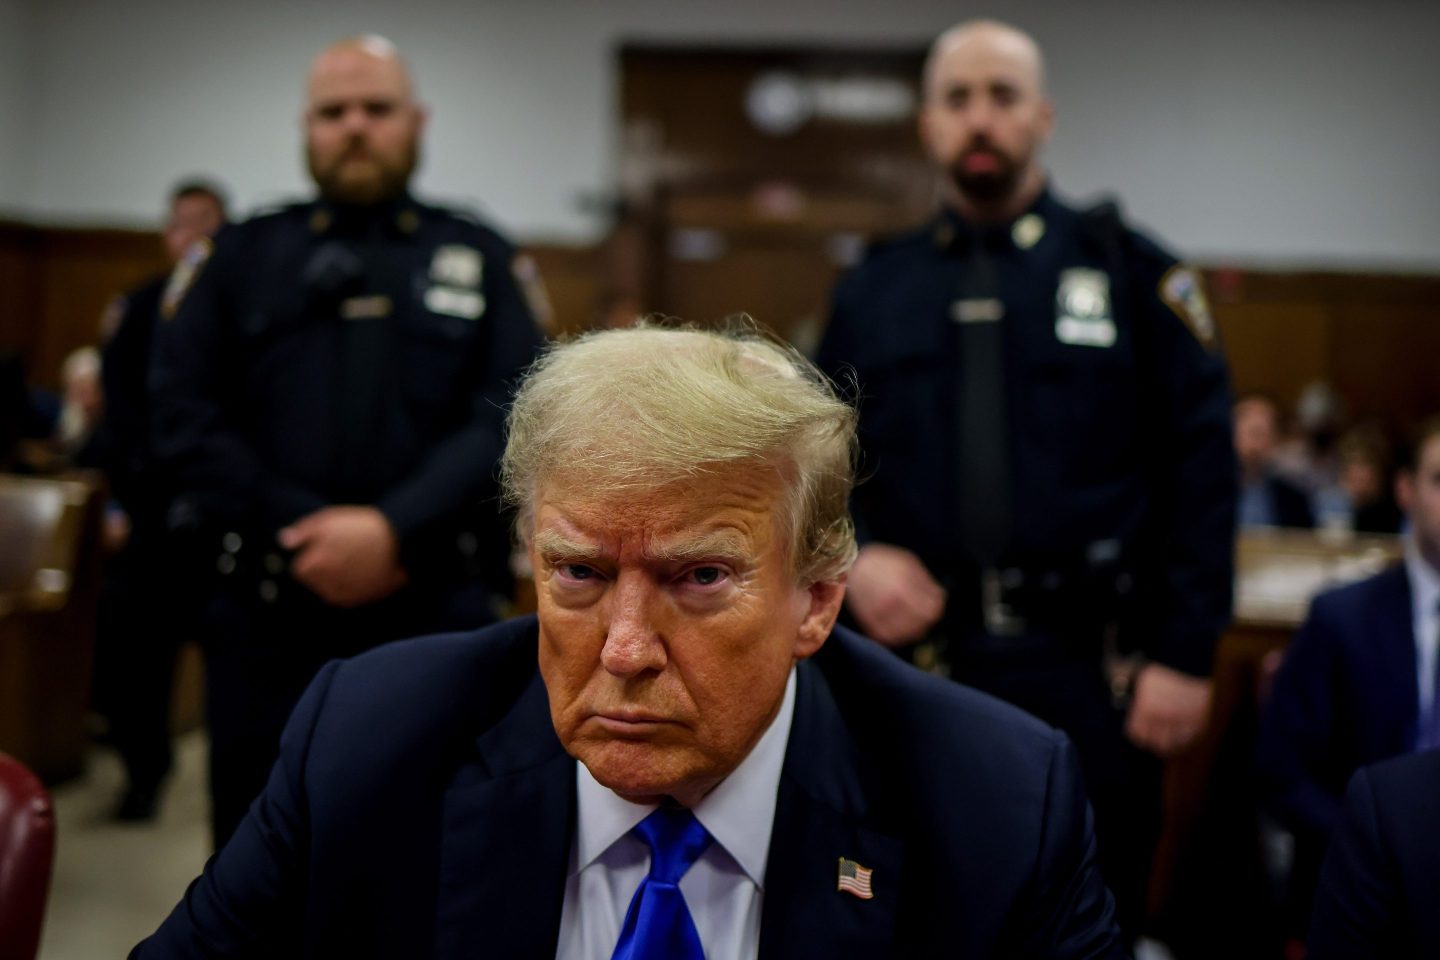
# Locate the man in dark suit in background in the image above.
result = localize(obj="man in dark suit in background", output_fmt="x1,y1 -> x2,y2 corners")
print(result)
1258,414 -> 1440,935
1308,749 -> 1440,959
91,179 -> 228,820
134,324 -> 1125,959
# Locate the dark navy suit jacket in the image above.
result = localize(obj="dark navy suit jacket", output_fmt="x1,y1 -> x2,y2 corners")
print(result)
1308,749 -> 1440,958
133,617 -> 1124,958
1258,564 -> 1418,840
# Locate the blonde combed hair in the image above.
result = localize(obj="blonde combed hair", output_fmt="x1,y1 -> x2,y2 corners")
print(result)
501,320 -> 858,584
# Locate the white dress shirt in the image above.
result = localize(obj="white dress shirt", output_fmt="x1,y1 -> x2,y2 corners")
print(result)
1406,536 -> 1440,721
555,668 -> 797,960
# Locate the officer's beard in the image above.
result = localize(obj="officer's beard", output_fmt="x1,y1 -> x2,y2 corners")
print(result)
947,145 -> 1024,205
309,138 -> 420,207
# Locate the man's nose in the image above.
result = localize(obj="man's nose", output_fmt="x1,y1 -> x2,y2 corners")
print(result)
340,105 -> 370,137
965,98 -> 997,135
600,573 -> 667,678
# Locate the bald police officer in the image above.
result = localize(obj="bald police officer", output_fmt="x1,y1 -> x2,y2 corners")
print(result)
816,20 -> 1235,938
152,37 -> 544,847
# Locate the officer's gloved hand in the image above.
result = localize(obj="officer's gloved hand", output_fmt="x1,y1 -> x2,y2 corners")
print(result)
845,543 -> 947,647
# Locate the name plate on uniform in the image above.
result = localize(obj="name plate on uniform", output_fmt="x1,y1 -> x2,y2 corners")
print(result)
1055,315 -> 1117,348
425,286 -> 485,320
340,295 -> 393,321
951,298 -> 1005,324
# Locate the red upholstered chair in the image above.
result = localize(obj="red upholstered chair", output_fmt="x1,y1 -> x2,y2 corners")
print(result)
0,752 -> 55,960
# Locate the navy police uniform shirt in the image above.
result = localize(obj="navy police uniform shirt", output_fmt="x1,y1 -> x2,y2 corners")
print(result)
150,194 -> 544,583
816,188 -> 1236,676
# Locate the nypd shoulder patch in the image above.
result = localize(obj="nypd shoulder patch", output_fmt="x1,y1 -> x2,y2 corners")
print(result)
1159,265 -> 1217,349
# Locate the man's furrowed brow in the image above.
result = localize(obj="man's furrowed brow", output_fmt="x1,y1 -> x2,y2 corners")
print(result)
533,530 -> 603,561
644,531 -> 751,565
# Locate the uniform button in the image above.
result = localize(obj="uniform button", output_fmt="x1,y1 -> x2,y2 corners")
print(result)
258,580 -> 279,604
222,532 -> 243,554
216,554 -> 237,576
264,553 -> 285,575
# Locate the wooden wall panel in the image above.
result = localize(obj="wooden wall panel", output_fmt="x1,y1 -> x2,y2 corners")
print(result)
1328,306 -> 1440,425
1207,269 -> 1440,436
523,243 -> 602,336
6,217 -> 1439,437
0,223 -> 43,361
1213,302 -> 1331,405
35,230 -> 166,390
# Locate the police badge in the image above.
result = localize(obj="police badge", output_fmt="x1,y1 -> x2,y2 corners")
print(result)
426,244 -> 485,320
1055,267 -> 1117,348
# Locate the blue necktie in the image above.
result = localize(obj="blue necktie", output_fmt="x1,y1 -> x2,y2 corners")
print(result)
610,807 -> 713,960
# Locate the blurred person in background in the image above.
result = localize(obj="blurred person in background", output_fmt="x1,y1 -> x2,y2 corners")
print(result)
55,345 -> 103,461
1258,414 -> 1440,941
150,36 -> 544,847
1312,425 -> 1404,534
89,179 -> 228,821
1234,392 -> 1314,529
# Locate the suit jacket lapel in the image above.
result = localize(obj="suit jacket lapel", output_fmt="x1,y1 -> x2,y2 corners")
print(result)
434,670 -> 575,960
759,656 -> 902,958
1375,565 -> 1420,748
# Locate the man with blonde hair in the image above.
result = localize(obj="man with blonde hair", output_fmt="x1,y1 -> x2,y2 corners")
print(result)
151,36 -> 543,847
137,323 -> 1124,958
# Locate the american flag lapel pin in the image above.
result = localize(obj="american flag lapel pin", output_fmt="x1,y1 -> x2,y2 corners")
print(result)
837,857 -> 875,900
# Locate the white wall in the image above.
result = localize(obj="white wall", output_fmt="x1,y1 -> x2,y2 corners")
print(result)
0,0 -> 36,216
10,0 -> 1440,268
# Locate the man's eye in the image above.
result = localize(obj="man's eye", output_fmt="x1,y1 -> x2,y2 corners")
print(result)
561,564 -> 595,581
688,566 -> 724,586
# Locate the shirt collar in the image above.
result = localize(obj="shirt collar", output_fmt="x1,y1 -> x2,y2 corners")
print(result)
572,666 -> 798,888
1405,533 -> 1440,617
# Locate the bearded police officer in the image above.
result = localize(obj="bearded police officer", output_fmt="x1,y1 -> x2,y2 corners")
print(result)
816,20 -> 1236,938
152,36 -> 544,847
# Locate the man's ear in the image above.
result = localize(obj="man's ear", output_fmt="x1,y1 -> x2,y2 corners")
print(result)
794,576 -> 847,660
1036,97 -> 1056,145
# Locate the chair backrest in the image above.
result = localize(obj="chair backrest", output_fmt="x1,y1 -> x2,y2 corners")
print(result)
0,752 -> 55,960
0,475 -> 93,606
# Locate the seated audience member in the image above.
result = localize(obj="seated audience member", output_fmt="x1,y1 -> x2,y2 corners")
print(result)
133,324 -> 1125,958
1308,749 -> 1440,959
1273,380 -> 1345,499
1234,392 -> 1313,529
1330,426 -> 1404,535
55,345 -> 104,462
1257,414 -> 1440,932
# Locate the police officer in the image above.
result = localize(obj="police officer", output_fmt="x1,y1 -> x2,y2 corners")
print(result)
91,179 -> 228,821
152,36 -> 545,847
816,20 -> 1235,938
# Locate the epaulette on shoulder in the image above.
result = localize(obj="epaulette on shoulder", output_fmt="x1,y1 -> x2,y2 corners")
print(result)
1078,197 -> 1126,247
421,199 -> 515,250
859,223 -> 932,260
243,199 -> 312,224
